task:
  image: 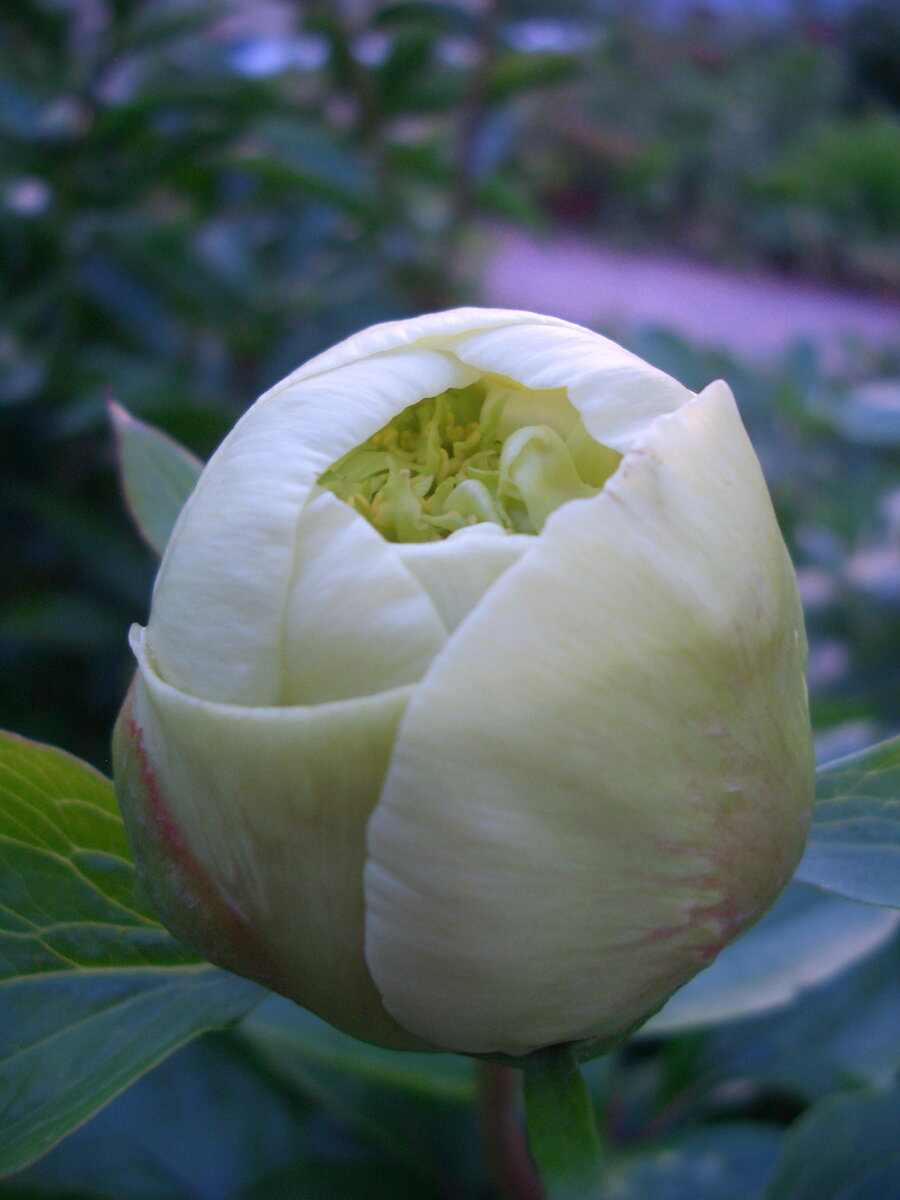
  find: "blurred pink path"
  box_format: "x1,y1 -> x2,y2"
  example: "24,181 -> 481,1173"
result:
481,228 -> 899,365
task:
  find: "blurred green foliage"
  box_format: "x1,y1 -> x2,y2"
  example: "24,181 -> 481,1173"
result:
3,0 -> 898,769
523,0 -> 900,288
765,110 -> 900,236
0,0 -> 567,766
1,4 -> 899,1198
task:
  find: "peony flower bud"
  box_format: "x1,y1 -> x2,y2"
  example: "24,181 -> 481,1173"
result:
113,308 -> 814,1057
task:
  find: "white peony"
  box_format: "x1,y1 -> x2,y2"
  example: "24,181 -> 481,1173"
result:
114,308 -> 813,1057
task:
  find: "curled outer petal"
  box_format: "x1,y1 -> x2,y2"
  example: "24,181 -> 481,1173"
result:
113,630 -> 434,1050
364,381 -> 813,1056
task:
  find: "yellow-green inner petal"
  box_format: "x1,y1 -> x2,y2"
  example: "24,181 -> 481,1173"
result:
319,380 -> 621,542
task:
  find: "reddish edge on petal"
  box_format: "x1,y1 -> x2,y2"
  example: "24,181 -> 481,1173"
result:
113,681 -> 286,994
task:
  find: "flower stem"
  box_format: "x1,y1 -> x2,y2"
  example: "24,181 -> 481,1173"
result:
477,1062 -> 543,1200
521,1046 -> 603,1200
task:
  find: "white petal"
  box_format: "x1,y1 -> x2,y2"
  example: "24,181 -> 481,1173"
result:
149,348 -> 473,704
365,381 -> 813,1055
282,489 -> 446,704
397,525 -> 533,632
130,629 -> 430,1049
450,323 -> 692,451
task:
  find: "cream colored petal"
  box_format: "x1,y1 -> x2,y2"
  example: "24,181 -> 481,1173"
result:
129,630 -> 430,1049
490,383 -> 580,441
281,489 -> 447,704
149,348 -> 473,705
451,322 -> 692,451
397,525 -> 534,632
365,381 -> 813,1056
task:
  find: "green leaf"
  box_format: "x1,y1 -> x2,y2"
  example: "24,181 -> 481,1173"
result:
701,933 -> 900,1101
647,883 -> 899,1034
795,736 -> 900,908
486,52 -> 579,103
239,996 -> 474,1193
765,1085 -> 900,1200
233,118 -> 375,216
606,1124 -> 783,1200
241,994 -> 473,1104
109,401 -> 203,557
0,730 -> 264,1177
4,1034 -> 310,1200
522,1045 -> 603,1200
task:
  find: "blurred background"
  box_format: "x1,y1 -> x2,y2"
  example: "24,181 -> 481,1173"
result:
1,0 -> 898,770
2,6 -> 899,1199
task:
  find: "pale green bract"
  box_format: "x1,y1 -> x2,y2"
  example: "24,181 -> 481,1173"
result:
113,308 -> 814,1058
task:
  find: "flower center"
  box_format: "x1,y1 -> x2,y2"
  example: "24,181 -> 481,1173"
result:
319,379 -> 621,543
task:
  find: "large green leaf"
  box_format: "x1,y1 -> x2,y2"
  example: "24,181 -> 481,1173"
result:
647,883 -> 899,1034
605,1125 -> 783,1200
796,736 -> 900,908
241,994 -> 472,1104
5,1021 -> 463,1200
765,1085 -> 900,1200
701,932 -> 900,1101
239,996 -> 474,1194
0,730 -> 264,1177
109,401 -> 203,557
2,1034 -> 310,1200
